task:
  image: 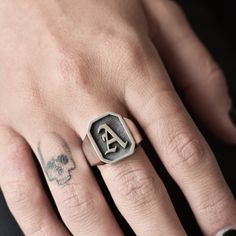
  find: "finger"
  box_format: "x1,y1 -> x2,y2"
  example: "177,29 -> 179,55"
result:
20,120 -> 123,236
142,0 -> 236,143
73,108 -> 186,236
100,146 -> 186,235
125,49 -> 236,235
0,126 -> 70,236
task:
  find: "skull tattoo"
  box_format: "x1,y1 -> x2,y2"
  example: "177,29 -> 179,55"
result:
45,153 -> 75,185
37,132 -> 76,185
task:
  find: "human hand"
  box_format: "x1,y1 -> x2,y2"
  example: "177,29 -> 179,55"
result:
0,0 -> 235,235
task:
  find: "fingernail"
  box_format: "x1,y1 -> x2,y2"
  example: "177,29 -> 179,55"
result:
229,107 -> 236,126
216,227 -> 236,236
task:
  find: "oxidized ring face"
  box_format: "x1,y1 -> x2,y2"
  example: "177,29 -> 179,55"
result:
87,112 -> 136,164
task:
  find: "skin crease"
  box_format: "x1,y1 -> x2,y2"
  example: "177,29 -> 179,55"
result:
0,0 -> 236,236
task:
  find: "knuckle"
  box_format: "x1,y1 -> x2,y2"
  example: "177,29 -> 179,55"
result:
31,229 -> 47,236
57,52 -> 93,91
118,37 -> 155,94
205,63 -> 225,86
3,180 -> 43,211
1,140 -> 31,183
5,138 -> 29,163
165,0 -> 183,12
99,29 -> 148,73
13,82 -> 43,114
157,0 -> 184,17
139,89 -> 179,130
59,183 -> 97,223
0,128 -> 28,161
114,167 -> 157,208
4,181 -> 29,207
164,0 -> 182,10
180,62 -> 226,95
167,131 -> 207,169
3,180 -> 47,234
25,224 -> 48,236
197,192 -> 229,222
119,37 -> 147,71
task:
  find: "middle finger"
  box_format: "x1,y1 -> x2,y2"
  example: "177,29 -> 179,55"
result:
16,118 -> 123,236
75,108 -> 186,236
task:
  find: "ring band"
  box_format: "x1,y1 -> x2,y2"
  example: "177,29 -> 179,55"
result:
82,112 -> 142,166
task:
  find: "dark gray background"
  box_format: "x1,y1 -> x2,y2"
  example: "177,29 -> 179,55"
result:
0,0 -> 236,235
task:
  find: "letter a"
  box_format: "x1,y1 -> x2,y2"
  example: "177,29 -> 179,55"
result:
98,124 -> 128,155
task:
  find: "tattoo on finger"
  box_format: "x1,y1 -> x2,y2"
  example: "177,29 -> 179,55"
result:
37,133 -> 76,186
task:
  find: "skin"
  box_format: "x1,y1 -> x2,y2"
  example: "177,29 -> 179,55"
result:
0,0 -> 235,235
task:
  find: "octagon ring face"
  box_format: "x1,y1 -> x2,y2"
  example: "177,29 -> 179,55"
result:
87,112 -> 135,164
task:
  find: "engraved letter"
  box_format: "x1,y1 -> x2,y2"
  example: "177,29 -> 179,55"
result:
98,124 -> 128,155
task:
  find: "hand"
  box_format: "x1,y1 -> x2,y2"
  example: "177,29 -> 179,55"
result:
0,0 -> 235,235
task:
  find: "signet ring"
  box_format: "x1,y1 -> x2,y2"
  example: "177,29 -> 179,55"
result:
82,112 -> 143,166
